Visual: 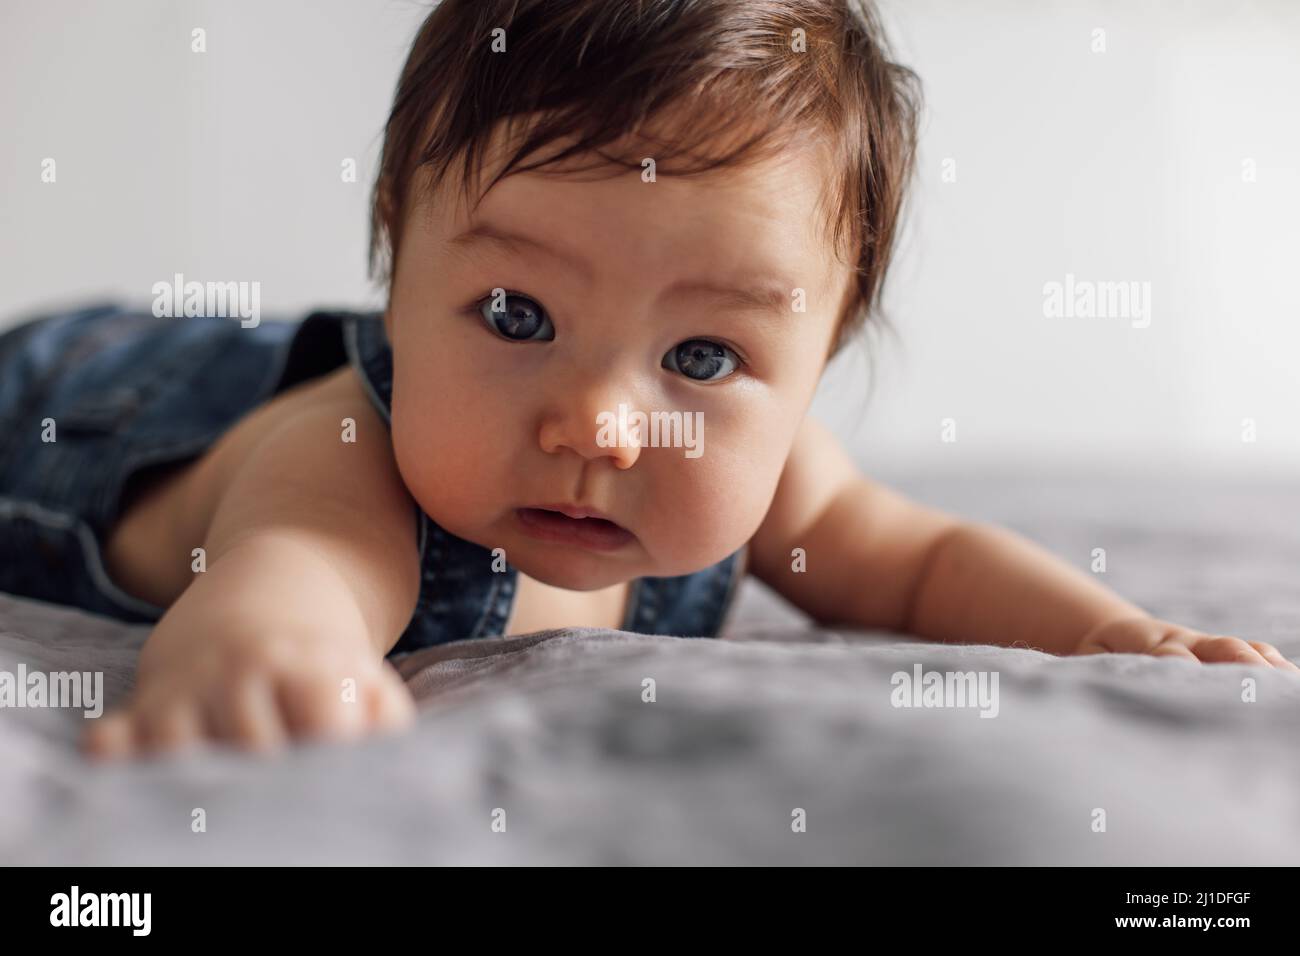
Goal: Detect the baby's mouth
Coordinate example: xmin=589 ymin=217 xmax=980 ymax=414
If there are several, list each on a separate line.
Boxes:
xmin=515 ymin=506 xmax=635 ymax=552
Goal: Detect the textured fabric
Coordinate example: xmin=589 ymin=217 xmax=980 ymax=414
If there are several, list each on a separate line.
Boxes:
xmin=0 ymin=303 xmax=745 ymax=656
xmin=2 ymin=466 xmax=1298 ymax=865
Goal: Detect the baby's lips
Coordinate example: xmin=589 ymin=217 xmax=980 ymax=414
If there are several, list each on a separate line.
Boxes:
xmin=514 ymin=506 xmax=637 ymax=551
xmin=526 ymin=500 xmax=627 ymax=527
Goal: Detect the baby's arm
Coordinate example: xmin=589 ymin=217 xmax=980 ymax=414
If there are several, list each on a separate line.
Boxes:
xmin=83 ymin=391 xmax=422 ymax=760
xmin=750 ymin=417 xmax=1299 ymax=669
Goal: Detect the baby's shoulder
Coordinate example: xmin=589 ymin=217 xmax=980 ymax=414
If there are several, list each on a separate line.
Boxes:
xmin=194 ymin=363 xmax=393 ymax=503
xmin=108 ymin=364 xmax=398 ymax=603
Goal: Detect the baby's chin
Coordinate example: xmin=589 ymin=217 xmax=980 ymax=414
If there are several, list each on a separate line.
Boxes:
xmin=505 ymin=535 xmax=741 ymax=591
xmin=508 ymin=550 xmax=637 ymax=591
xmin=419 ymin=509 xmax=626 ymax=586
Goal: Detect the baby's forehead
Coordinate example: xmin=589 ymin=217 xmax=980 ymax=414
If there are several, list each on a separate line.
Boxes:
xmin=432 ymin=134 xmax=843 ymax=265
xmin=460 ymin=173 xmax=838 ymax=298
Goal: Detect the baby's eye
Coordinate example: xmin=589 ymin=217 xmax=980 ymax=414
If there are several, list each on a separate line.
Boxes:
xmin=662 ymin=339 xmax=739 ymax=382
xmin=477 ymin=291 xmax=554 ymax=341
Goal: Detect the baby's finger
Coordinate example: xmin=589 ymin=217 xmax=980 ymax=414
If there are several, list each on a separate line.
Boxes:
xmin=138 ymin=700 xmax=207 ymax=755
xmin=1192 ymin=636 xmax=1271 ymax=667
xmin=278 ymin=670 xmax=363 ymax=739
xmin=1072 ymin=638 xmax=1111 ymax=656
xmin=211 ymin=675 xmax=288 ymax=753
xmin=1248 ymin=641 xmax=1300 ymax=673
xmin=329 ymin=672 xmax=369 ymax=739
xmin=82 ymin=711 xmax=135 ymax=761
xmin=367 ymin=675 xmax=416 ymax=732
xmin=1147 ymin=640 xmax=1201 ymax=664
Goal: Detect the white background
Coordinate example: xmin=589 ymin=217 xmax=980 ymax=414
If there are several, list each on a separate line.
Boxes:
xmin=2 ymin=0 xmax=1297 ymax=476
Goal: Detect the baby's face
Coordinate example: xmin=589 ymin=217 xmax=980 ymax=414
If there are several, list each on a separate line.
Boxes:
xmin=385 ymin=129 xmax=849 ymax=590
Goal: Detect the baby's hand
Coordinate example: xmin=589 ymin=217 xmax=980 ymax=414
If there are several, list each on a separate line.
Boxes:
xmin=1073 ymin=616 xmax=1300 ymax=671
xmin=81 ymin=628 xmax=416 ymax=761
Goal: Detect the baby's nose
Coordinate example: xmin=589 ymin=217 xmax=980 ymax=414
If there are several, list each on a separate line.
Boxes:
xmin=537 ymin=384 xmax=643 ymax=469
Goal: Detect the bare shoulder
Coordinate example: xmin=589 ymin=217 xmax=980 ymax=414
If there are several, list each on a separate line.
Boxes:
xmin=198 ymin=364 xmax=415 ymax=556
xmin=105 ymin=365 xmax=417 ymax=609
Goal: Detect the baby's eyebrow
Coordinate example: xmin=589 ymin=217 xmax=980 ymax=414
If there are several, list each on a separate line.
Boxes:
xmin=448 ymin=220 xmax=796 ymax=320
xmin=663 ymin=277 xmax=793 ymax=320
xmin=447 ymin=222 xmax=595 ymax=282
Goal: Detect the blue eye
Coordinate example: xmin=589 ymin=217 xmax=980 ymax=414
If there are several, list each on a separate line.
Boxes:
xmin=477 ymin=291 xmax=554 ymax=341
xmin=662 ymin=339 xmax=739 ymax=382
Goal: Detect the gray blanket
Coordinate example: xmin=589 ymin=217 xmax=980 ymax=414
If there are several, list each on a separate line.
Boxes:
xmin=2 ymin=474 xmax=1298 ymax=865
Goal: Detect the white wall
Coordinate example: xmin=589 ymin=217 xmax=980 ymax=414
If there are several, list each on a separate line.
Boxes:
xmin=3 ymin=0 xmax=1297 ymax=474
xmin=818 ymin=0 xmax=1300 ymax=476
xmin=0 ymin=0 xmax=420 ymax=320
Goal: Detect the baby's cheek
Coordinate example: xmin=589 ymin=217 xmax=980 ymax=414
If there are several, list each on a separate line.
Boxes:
xmin=647 ymin=447 xmax=776 ymax=572
xmin=389 ymin=394 xmax=465 ymax=507
xmin=391 ymin=407 xmax=482 ymax=517
xmin=388 ymin=408 xmax=438 ymax=507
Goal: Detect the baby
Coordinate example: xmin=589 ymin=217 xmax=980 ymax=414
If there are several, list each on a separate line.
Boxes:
xmin=1 ymin=0 xmax=1294 ymax=761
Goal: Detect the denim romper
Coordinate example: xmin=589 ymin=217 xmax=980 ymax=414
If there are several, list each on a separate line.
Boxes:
xmin=0 ymin=302 xmax=746 ymax=660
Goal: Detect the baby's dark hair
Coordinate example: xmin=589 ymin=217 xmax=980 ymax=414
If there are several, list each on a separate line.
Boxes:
xmin=369 ymin=0 xmax=920 ymax=355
